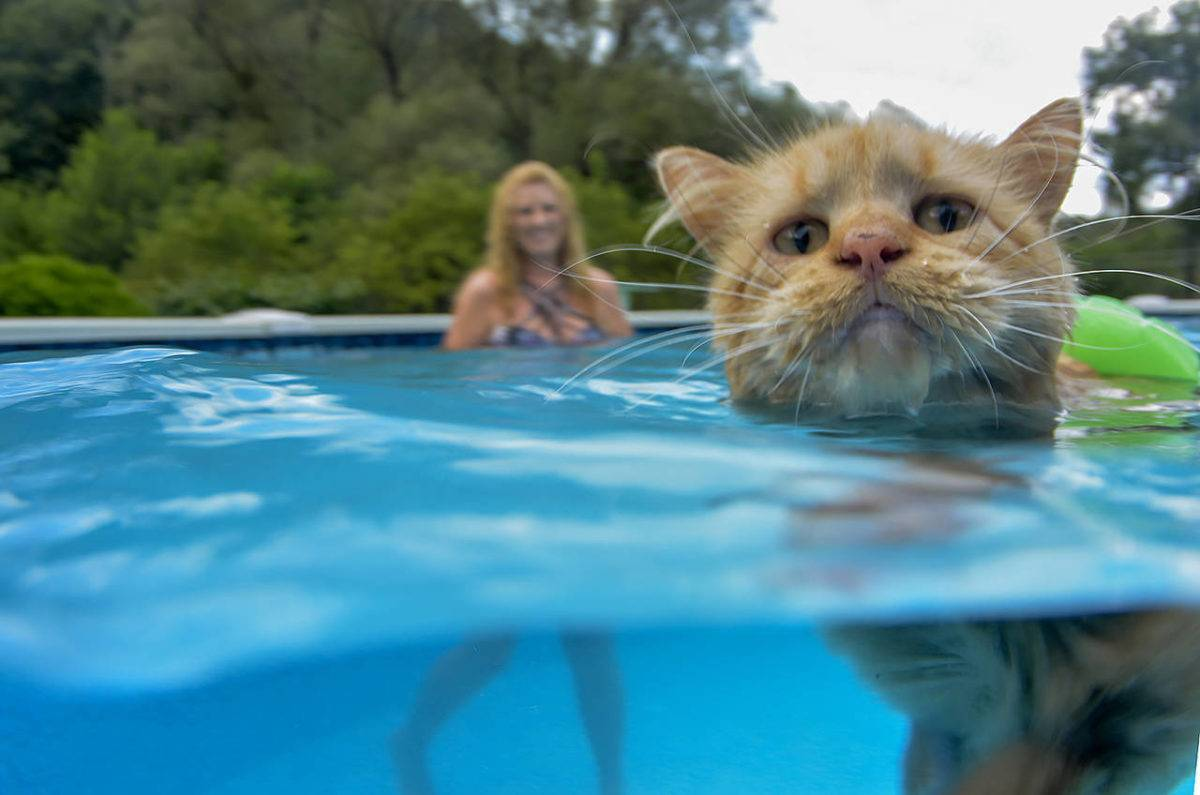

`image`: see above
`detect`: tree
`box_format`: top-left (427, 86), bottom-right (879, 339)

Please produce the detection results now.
top-left (122, 182), bottom-right (304, 315)
top-left (1083, 1), bottom-right (1200, 285)
top-left (0, 0), bottom-right (110, 179)
top-left (42, 111), bottom-right (221, 270)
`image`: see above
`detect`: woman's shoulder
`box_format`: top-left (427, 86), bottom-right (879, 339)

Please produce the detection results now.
top-left (456, 267), bottom-right (503, 304)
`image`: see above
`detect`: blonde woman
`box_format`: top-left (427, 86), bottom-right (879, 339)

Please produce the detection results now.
top-left (398, 162), bottom-right (627, 795)
top-left (442, 161), bottom-right (632, 349)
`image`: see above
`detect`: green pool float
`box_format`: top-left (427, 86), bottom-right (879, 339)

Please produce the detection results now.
top-left (1062, 295), bottom-right (1200, 383)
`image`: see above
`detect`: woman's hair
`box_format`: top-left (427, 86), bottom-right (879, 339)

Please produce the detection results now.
top-left (483, 161), bottom-right (592, 312)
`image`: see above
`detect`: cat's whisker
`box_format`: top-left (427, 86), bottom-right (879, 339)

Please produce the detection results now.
top-left (967, 268), bottom-right (1200, 299)
top-left (1067, 149), bottom-right (1132, 246)
top-left (998, 321), bottom-right (1144, 353)
top-left (997, 300), bottom-right (1200, 356)
top-left (963, 147), bottom-right (1017, 251)
top-left (949, 328), bottom-right (999, 428)
top-left (733, 75), bottom-right (782, 150)
top-left (620, 333), bottom-right (784, 414)
top-left (1065, 209), bottom-right (1183, 255)
top-left (554, 324), bottom-right (715, 395)
top-left (681, 323), bottom-right (773, 367)
top-left (949, 311), bottom-right (1050, 376)
top-left (953, 305), bottom-right (1000, 350)
top-left (1001, 299), bottom-right (1082, 310)
top-left (987, 340), bottom-right (1051, 375)
top-left (987, 212), bottom-right (1200, 269)
top-left (554, 320), bottom-right (767, 396)
top-left (966, 134), bottom-right (1063, 271)
top-left (769, 347), bottom-right (810, 396)
top-left (570, 272), bottom-right (773, 303)
top-left (735, 235), bottom-right (786, 283)
top-left (794, 363), bottom-right (813, 426)
top-left (662, 0), bottom-right (772, 153)
top-left (577, 244), bottom-right (775, 296)
top-left (967, 286), bottom-right (1068, 300)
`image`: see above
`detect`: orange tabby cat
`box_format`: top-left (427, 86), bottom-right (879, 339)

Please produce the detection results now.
top-left (652, 101), bottom-right (1200, 793)
top-left (653, 98), bottom-right (1084, 434)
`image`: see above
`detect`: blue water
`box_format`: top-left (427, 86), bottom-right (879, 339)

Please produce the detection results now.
top-left (1, 322), bottom-right (1199, 794)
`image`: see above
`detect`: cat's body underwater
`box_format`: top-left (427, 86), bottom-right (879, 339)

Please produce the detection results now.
top-left (651, 100), bottom-right (1200, 794)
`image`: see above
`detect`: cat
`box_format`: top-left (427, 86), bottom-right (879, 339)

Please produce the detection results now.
top-left (651, 98), bottom-right (1086, 436)
top-left (651, 101), bottom-right (1200, 794)
top-left (826, 609), bottom-right (1200, 795)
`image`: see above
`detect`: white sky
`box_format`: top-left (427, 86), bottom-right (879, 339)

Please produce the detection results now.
top-left (750, 0), bottom-right (1166, 215)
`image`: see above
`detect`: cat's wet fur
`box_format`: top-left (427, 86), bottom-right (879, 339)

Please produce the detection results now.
top-left (653, 98), bottom-right (1087, 437)
top-left (828, 610), bottom-right (1200, 795)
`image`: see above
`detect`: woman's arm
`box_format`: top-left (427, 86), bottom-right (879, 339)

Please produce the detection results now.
top-left (442, 270), bottom-right (500, 350)
top-left (586, 268), bottom-right (634, 339)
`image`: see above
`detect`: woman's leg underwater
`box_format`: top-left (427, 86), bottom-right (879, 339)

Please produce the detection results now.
top-left (561, 630), bottom-right (625, 795)
top-left (394, 634), bottom-right (517, 795)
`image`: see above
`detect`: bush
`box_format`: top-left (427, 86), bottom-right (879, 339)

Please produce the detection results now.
top-left (0, 182), bottom-right (49, 261)
top-left (42, 110), bottom-right (221, 270)
top-left (320, 170), bottom-right (490, 313)
top-left (0, 254), bottom-right (148, 316)
top-left (123, 183), bottom-right (304, 315)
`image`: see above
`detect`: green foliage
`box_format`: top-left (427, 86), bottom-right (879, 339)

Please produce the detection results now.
top-left (43, 111), bottom-right (222, 270)
top-left (123, 183), bottom-right (303, 315)
top-left (230, 154), bottom-right (340, 233)
top-left (0, 254), bottom-right (148, 316)
top-left (0, 183), bottom-right (49, 261)
top-left (320, 171), bottom-right (491, 313)
top-left (0, 0), bottom-right (112, 179)
top-left (0, 0), bottom-right (822, 315)
top-left (1083, 1), bottom-right (1200, 286)
top-left (327, 86), bottom-right (511, 189)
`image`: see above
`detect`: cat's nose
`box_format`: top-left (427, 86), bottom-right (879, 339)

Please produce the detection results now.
top-left (838, 231), bottom-right (906, 279)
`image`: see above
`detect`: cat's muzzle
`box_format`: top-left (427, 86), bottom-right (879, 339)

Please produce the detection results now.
top-left (833, 302), bottom-right (933, 417)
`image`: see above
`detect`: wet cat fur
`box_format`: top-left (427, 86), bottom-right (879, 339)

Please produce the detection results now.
top-left (827, 610), bottom-right (1200, 795)
top-left (653, 98), bottom-right (1085, 434)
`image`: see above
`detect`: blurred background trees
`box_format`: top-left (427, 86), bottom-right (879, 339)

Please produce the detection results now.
top-left (0, 0), bottom-right (1195, 315)
top-left (1078, 0), bottom-right (1200, 297)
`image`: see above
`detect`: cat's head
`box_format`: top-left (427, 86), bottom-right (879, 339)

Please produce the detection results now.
top-left (654, 99), bottom-right (1082, 433)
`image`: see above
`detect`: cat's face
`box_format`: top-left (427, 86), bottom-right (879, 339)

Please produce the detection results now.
top-left (655, 99), bottom-right (1082, 432)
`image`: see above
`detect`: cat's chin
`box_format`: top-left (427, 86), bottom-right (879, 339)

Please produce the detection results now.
top-left (832, 305), bottom-right (933, 417)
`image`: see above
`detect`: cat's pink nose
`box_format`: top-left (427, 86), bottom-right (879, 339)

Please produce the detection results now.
top-left (839, 231), bottom-right (905, 280)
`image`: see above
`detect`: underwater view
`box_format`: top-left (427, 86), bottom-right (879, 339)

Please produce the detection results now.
top-left (1, 320), bottom-right (1198, 794)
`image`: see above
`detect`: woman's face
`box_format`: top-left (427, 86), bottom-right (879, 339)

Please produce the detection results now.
top-left (510, 181), bottom-right (566, 263)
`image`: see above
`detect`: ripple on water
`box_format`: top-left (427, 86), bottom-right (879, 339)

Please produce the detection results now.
top-left (0, 330), bottom-right (1197, 687)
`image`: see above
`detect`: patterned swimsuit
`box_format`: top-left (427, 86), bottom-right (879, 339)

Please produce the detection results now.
top-left (488, 284), bottom-right (606, 347)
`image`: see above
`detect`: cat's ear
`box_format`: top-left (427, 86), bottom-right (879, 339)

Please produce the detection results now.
top-left (654, 147), bottom-right (747, 245)
top-left (998, 98), bottom-right (1083, 223)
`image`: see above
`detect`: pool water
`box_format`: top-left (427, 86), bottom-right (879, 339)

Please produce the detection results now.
top-left (1, 320), bottom-right (1199, 794)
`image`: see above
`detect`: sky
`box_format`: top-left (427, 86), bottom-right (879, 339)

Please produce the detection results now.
top-left (749, 0), bottom-right (1167, 215)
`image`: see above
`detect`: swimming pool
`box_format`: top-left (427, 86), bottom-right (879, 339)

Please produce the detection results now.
top-left (1, 320), bottom-right (1198, 793)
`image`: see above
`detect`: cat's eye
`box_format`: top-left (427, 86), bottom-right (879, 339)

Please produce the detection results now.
top-left (914, 197), bottom-right (975, 234)
top-left (772, 220), bottom-right (829, 255)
